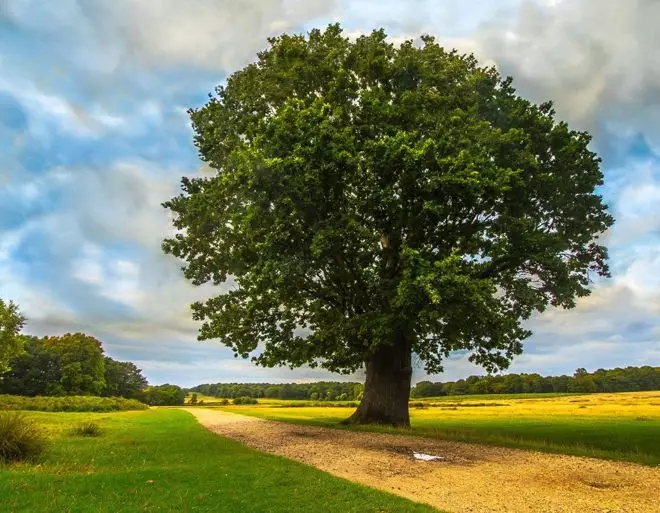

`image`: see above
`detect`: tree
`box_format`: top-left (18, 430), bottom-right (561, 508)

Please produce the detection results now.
top-left (41, 333), bottom-right (106, 396)
top-left (0, 336), bottom-right (63, 396)
top-left (103, 357), bottom-right (149, 399)
top-left (0, 299), bottom-right (25, 374)
top-left (138, 384), bottom-right (186, 406)
top-left (163, 25), bottom-right (613, 426)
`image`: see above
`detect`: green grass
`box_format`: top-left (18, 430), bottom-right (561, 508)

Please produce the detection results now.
top-left (0, 394), bottom-right (147, 412)
top-left (0, 409), bottom-right (438, 513)
top-left (215, 391), bottom-right (660, 467)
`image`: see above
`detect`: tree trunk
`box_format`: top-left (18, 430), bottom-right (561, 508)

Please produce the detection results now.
top-left (344, 336), bottom-right (412, 427)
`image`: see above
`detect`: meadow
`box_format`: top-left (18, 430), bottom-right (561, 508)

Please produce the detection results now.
top-left (209, 391), bottom-right (660, 466)
top-left (0, 409), bottom-right (437, 513)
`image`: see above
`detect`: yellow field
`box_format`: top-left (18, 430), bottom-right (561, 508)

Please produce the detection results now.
top-left (411, 391), bottom-right (660, 419)
top-left (209, 391), bottom-right (660, 465)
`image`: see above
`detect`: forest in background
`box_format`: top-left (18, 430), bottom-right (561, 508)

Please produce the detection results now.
top-left (0, 333), bottom-right (186, 406)
top-left (189, 366), bottom-right (660, 401)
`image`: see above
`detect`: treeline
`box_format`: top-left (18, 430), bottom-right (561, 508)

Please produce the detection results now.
top-left (189, 381), bottom-right (364, 401)
top-left (411, 366), bottom-right (660, 397)
top-left (0, 332), bottom-right (185, 406)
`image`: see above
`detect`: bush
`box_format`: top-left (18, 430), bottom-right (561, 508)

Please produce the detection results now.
top-left (0, 412), bottom-right (49, 463)
top-left (70, 421), bottom-right (102, 437)
top-left (0, 394), bottom-right (148, 412)
top-left (232, 396), bottom-right (258, 405)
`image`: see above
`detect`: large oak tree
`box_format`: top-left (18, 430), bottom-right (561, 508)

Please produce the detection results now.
top-left (163, 25), bottom-right (613, 426)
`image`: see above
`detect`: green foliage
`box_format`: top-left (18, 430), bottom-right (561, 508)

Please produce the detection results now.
top-left (164, 24), bottom-right (613, 379)
top-left (41, 333), bottom-right (106, 396)
top-left (137, 384), bottom-right (186, 406)
top-left (102, 357), bottom-right (148, 399)
top-left (0, 410), bottom-right (436, 512)
top-left (69, 421), bottom-right (101, 437)
top-left (0, 299), bottom-right (25, 374)
top-left (410, 366), bottom-right (660, 397)
top-left (189, 393), bottom-right (198, 404)
top-left (0, 335), bottom-right (150, 400)
top-left (0, 394), bottom-right (147, 412)
top-left (190, 381), bottom-right (363, 401)
top-left (0, 412), bottom-right (49, 463)
top-left (232, 396), bottom-right (258, 405)
top-left (0, 336), bottom-right (63, 396)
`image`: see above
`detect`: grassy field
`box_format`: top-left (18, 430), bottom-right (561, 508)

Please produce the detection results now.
top-left (212, 391), bottom-right (660, 466)
top-left (0, 409), bottom-right (437, 513)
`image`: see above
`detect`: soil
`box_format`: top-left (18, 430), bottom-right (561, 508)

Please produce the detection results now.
top-left (184, 408), bottom-right (660, 513)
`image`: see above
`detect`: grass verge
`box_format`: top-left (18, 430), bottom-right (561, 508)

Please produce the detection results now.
top-left (0, 409), bottom-right (438, 513)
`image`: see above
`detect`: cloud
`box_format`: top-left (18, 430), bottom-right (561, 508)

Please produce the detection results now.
top-left (3, 0), bottom-right (339, 72)
top-left (470, 0), bottom-right (660, 152)
top-left (107, 0), bottom-right (338, 70)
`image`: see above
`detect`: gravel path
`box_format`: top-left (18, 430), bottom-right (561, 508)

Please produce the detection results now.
top-left (184, 408), bottom-right (660, 513)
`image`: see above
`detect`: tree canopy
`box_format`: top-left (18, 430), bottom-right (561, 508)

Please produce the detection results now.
top-left (137, 384), bottom-right (186, 406)
top-left (0, 299), bottom-right (25, 374)
top-left (102, 357), bottom-right (149, 399)
top-left (0, 333), bottom-right (148, 399)
top-left (411, 366), bottom-right (660, 397)
top-left (163, 25), bottom-right (613, 425)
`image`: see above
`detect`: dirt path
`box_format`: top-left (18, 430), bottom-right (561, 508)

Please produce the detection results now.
top-left (184, 408), bottom-right (660, 513)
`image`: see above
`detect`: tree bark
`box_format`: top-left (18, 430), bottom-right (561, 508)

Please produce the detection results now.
top-left (343, 335), bottom-right (413, 427)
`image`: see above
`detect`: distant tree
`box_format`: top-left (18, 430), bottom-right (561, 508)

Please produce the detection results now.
top-left (0, 299), bottom-right (25, 374)
top-left (103, 357), bottom-right (149, 399)
top-left (0, 336), bottom-right (62, 396)
top-left (138, 384), bottom-right (186, 406)
top-left (164, 24), bottom-right (613, 426)
top-left (190, 393), bottom-right (198, 404)
top-left (41, 334), bottom-right (106, 396)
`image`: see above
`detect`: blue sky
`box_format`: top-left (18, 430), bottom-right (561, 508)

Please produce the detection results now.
top-left (1, 0), bottom-right (658, 386)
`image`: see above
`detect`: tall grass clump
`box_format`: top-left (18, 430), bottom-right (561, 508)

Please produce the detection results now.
top-left (70, 421), bottom-right (102, 437)
top-left (0, 412), bottom-right (49, 463)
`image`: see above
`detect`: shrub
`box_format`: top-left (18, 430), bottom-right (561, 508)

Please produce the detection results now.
top-left (232, 396), bottom-right (258, 405)
top-left (220, 399), bottom-right (229, 405)
top-left (0, 412), bottom-right (49, 463)
top-left (0, 394), bottom-right (148, 412)
top-left (70, 421), bottom-right (102, 437)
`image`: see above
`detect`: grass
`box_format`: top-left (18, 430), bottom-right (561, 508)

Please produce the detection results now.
top-left (69, 421), bottom-right (102, 437)
top-left (0, 409), bottom-right (438, 513)
top-left (0, 394), bottom-right (147, 412)
top-left (211, 391), bottom-right (660, 466)
top-left (0, 412), bottom-right (49, 464)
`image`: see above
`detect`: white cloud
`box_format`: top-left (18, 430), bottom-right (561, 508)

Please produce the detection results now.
top-left (108, 0), bottom-right (338, 70)
top-left (468, 0), bottom-right (660, 149)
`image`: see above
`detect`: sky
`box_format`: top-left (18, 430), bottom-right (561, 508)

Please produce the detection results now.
top-left (0, 0), bottom-right (659, 387)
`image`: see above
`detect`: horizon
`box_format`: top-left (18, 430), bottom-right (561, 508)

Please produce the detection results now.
top-left (1, 0), bottom-right (659, 388)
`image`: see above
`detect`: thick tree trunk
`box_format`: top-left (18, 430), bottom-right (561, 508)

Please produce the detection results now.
top-left (344, 336), bottom-right (413, 427)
